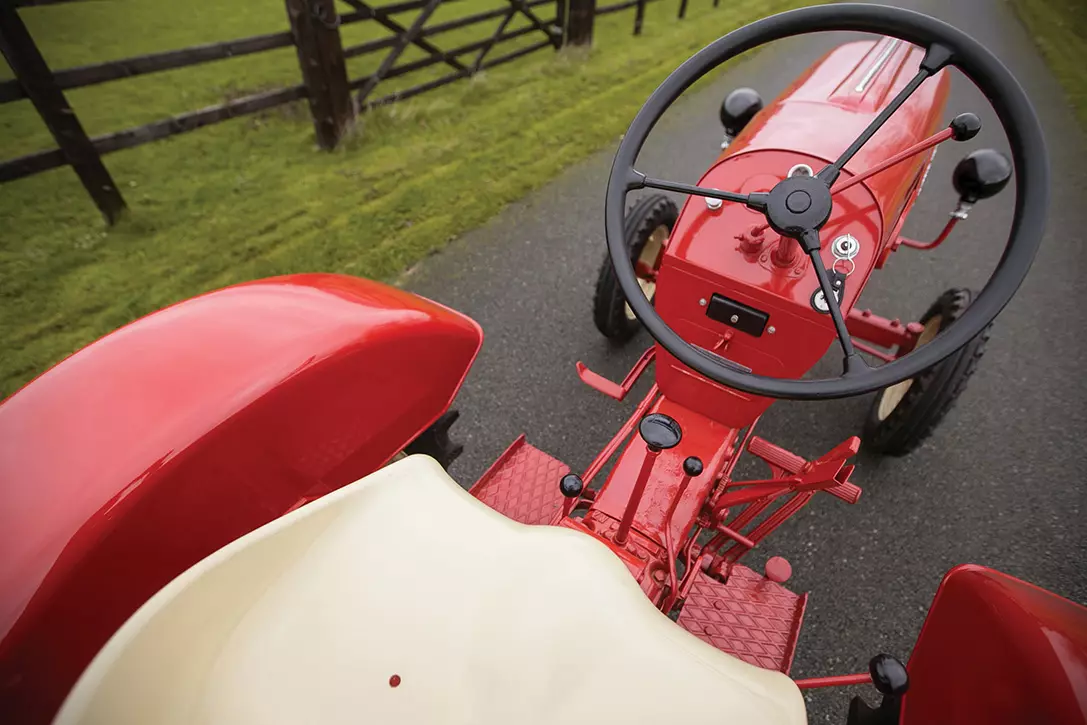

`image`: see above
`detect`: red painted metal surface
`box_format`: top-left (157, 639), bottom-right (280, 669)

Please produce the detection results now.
top-left (676, 565), bottom-right (807, 674)
top-left (831, 126), bottom-right (954, 195)
top-left (613, 447), bottom-right (662, 546)
top-left (899, 215), bottom-right (961, 250)
top-left (0, 273), bottom-right (482, 725)
top-left (559, 512), bottom-right (670, 602)
top-left (903, 565), bottom-right (1087, 725)
top-left (469, 436), bottom-right (570, 525)
top-left (590, 396), bottom-right (740, 553)
top-left (653, 38), bottom-right (949, 427)
top-left (764, 556), bottom-right (792, 584)
top-left (659, 464), bottom-right (697, 612)
top-left (575, 346), bottom-right (655, 401)
top-left (795, 673), bottom-right (872, 689)
top-left (848, 307), bottom-right (925, 353)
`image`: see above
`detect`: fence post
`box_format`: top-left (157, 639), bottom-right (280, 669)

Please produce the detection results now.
top-left (677, 0), bottom-right (689, 19)
top-left (285, 0), bottom-right (353, 150)
top-left (633, 0), bottom-right (646, 35)
top-left (0, 3), bottom-right (126, 224)
top-left (566, 0), bottom-right (596, 46)
top-left (555, 0), bottom-right (568, 46)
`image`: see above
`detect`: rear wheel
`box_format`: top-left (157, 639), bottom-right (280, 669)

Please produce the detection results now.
top-left (593, 194), bottom-right (677, 342)
top-left (863, 288), bottom-right (991, 456)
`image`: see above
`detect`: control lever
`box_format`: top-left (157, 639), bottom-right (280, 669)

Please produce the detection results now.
top-left (711, 436), bottom-right (862, 518)
top-left (615, 413), bottom-right (681, 546)
top-left (847, 654), bottom-right (909, 725)
top-left (559, 473), bottom-right (585, 517)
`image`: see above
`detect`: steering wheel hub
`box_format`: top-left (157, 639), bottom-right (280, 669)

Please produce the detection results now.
top-left (765, 175), bottom-right (832, 239)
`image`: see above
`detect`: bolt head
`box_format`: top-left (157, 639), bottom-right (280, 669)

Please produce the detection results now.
top-left (699, 298), bottom-right (707, 306)
top-left (706, 197), bottom-right (723, 211)
top-left (767, 326), bottom-right (776, 334)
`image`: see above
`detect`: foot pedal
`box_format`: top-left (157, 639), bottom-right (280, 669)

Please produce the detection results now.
top-left (676, 565), bottom-right (807, 674)
top-left (470, 435), bottom-right (570, 525)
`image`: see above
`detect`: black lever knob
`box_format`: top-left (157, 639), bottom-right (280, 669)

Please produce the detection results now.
top-left (870, 653), bottom-right (909, 698)
top-left (952, 148), bottom-right (1012, 203)
top-left (682, 456), bottom-right (703, 477)
top-left (948, 112), bottom-right (981, 141)
top-left (847, 654), bottom-right (909, 725)
top-left (638, 413), bottom-right (682, 452)
top-left (559, 473), bottom-right (584, 498)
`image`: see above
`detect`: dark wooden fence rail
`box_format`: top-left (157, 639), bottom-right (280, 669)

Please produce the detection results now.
top-left (1, 0), bottom-right (701, 221)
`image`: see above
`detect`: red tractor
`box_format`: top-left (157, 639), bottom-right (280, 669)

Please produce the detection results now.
top-left (1, 4), bottom-right (1082, 725)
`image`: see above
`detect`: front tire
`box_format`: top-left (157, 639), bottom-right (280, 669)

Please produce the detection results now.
top-left (593, 194), bottom-right (678, 342)
top-left (863, 288), bottom-right (991, 456)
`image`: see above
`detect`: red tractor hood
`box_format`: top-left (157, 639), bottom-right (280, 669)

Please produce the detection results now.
top-left (727, 36), bottom-right (951, 182)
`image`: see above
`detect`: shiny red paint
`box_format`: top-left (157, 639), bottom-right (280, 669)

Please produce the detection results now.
top-left (847, 307), bottom-right (925, 353)
top-left (903, 565), bottom-right (1087, 725)
top-left (590, 395), bottom-right (740, 554)
top-left (575, 346), bottom-right (656, 401)
top-left (654, 38), bottom-right (950, 427)
top-left (794, 673), bottom-right (872, 689)
top-left (899, 215), bottom-right (961, 250)
top-left (831, 125), bottom-right (954, 194)
top-left (0, 274), bottom-right (482, 725)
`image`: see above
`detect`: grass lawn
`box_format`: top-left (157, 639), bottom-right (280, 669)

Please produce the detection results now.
top-left (1011, 0), bottom-right (1087, 128)
top-left (0, 0), bottom-right (806, 399)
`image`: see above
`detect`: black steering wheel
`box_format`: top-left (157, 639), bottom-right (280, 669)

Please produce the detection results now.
top-left (606, 3), bottom-right (1048, 400)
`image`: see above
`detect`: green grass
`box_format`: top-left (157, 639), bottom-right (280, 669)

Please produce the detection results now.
top-left (0, 0), bottom-right (805, 398)
top-left (1012, 0), bottom-right (1087, 128)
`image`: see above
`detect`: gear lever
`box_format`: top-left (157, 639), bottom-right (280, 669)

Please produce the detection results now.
top-left (614, 413), bottom-right (682, 546)
top-left (847, 654), bottom-right (909, 725)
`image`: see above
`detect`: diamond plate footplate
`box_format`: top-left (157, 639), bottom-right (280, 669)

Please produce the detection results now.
top-left (470, 435), bottom-right (570, 525)
top-left (676, 564), bottom-right (807, 674)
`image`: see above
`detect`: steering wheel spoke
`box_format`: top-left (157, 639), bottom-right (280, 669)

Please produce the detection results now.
top-left (816, 41), bottom-right (957, 187)
top-left (802, 234), bottom-right (857, 370)
top-left (638, 175), bottom-right (749, 205)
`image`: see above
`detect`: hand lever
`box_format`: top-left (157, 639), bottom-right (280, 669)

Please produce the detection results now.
top-left (559, 473), bottom-right (584, 517)
top-left (615, 413), bottom-right (681, 546)
top-left (846, 654), bottom-right (909, 725)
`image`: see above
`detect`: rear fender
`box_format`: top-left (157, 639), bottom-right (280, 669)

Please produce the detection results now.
top-left (0, 273), bottom-right (482, 724)
top-left (903, 564), bottom-right (1087, 725)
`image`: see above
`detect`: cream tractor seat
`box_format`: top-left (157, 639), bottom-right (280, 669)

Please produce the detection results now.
top-left (56, 455), bottom-right (806, 725)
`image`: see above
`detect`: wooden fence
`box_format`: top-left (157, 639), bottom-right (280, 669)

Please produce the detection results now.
top-left (0, 0), bottom-right (679, 222)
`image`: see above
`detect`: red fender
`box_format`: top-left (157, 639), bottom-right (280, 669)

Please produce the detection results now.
top-left (904, 564), bottom-right (1087, 725)
top-left (0, 273), bottom-right (482, 724)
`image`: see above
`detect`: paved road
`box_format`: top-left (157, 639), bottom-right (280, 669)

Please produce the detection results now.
top-left (408, 0), bottom-right (1087, 719)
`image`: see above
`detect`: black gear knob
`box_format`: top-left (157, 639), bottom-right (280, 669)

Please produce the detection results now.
top-left (847, 654), bottom-right (909, 725)
top-left (682, 456), bottom-right (703, 477)
top-left (869, 654), bottom-right (909, 697)
top-left (638, 413), bottom-right (682, 452)
top-left (559, 473), bottom-right (584, 499)
top-left (948, 112), bottom-right (981, 141)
